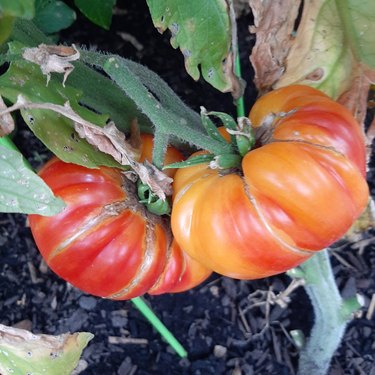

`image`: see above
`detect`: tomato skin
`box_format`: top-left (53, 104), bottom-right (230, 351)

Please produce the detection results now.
top-left (171, 85), bottom-right (369, 279)
top-left (29, 136), bottom-right (211, 299)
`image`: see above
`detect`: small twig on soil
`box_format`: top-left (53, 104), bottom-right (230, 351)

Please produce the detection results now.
top-left (108, 336), bottom-right (148, 345)
top-left (366, 293), bottom-right (375, 320)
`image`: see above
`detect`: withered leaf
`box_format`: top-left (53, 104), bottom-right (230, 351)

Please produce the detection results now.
top-left (337, 66), bottom-right (375, 130)
top-left (249, 0), bottom-right (301, 94)
top-left (22, 44), bottom-right (80, 87)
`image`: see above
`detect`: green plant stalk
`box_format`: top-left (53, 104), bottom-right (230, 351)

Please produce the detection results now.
top-left (132, 297), bottom-right (187, 358)
top-left (295, 250), bottom-right (361, 375)
top-left (0, 135), bottom-right (188, 359)
top-left (234, 51), bottom-right (245, 118)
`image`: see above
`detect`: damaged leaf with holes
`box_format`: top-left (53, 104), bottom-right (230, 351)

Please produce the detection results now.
top-left (0, 42), bottom-right (122, 169)
top-left (146, 0), bottom-right (241, 96)
top-left (0, 323), bottom-right (93, 375)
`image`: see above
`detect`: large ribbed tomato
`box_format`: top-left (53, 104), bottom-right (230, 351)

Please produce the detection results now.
top-left (171, 85), bottom-right (369, 279)
top-left (29, 134), bottom-right (211, 299)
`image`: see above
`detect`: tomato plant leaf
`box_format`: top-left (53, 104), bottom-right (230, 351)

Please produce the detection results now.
top-left (273, 0), bottom-right (375, 99)
top-left (0, 42), bottom-right (122, 169)
top-left (146, 0), bottom-right (242, 97)
top-left (0, 0), bottom-right (35, 19)
top-left (163, 153), bottom-right (214, 169)
top-left (34, 0), bottom-right (76, 34)
top-left (336, 0), bottom-right (375, 69)
top-left (0, 323), bottom-right (93, 375)
top-left (0, 144), bottom-right (65, 215)
top-left (0, 16), bottom-right (15, 45)
top-left (74, 0), bottom-right (116, 30)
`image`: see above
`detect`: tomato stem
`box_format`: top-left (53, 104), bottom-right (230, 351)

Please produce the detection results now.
top-left (289, 250), bottom-right (361, 374)
top-left (234, 49), bottom-right (245, 119)
top-left (131, 297), bottom-right (187, 358)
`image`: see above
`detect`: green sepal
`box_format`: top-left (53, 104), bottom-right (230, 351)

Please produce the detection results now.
top-left (236, 117), bottom-right (255, 157)
top-left (212, 153), bottom-right (241, 169)
top-left (146, 198), bottom-right (170, 216)
top-left (200, 107), bottom-right (229, 143)
top-left (163, 153), bottom-right (215, 169)
top-left (137, 181), bottom-right (170, 215)
top-left (206, 110), bottom-right (237, 131)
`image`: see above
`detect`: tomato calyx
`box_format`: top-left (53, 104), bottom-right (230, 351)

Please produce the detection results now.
top-left (137, 180), bottom-right (171, 215)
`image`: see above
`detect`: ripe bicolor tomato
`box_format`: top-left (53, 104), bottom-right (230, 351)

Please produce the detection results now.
top-left (29, 135), bottom-right (211, 299)
top-left (171, 85), bottom-right (369, 279)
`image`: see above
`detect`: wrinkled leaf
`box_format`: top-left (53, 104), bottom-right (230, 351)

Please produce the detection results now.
top-left (0, 42), bottom-right (122, 169)
top-left (0, 323), bottom-right (93, 375)
top-left (274, 0), bottom-right (375, 99)
top-left (0, 144), bottom-right (65, 215)
top-left (74, 0), bottom-right (116, 30)
top-left (337, 65), bottom-right (375, 126)
top-left (0, 0), bottom-right (35, 19)
top-left (34, 0), bottom-right (76, 34)
top-left (249, 0), bottom-right (301, 94)
top-left (146, 0), bottom-right (241, 96)
top-left (22, 43), bottom-right (80, 86)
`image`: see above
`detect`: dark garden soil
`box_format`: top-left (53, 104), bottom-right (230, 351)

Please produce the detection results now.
top-left (1, 2), bottom-right (375, 374)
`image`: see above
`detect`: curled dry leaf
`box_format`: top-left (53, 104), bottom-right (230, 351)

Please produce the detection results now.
top-left (75, 120), bottom-right (173, 198)
top-left (22, 44), bottom-right (80, 87)
top-left (0, 95), bottom-right (15, 136)
top-left (249, 0), bottom-right (301, 94)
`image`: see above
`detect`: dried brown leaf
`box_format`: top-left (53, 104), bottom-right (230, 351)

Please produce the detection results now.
top-left (0, 95), bottom-right (15, 136)
top-left (22, 44), bottom-right (80, 86)
top-left (74, 121), bottom-right (128, 165)
top-left (337, 67), bottom-right (375, 128)
top-left (249, 0), bottom-right (301, 94)
top-left (336, 67), bottom-right (375, 165)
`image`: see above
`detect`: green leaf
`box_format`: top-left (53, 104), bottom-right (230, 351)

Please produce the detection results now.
top-left (0, 0), bottom-right (35, 19)
top-left (163, 153), bottom-right (214, 169)
top-left (0, 323), bottom-right (93, 375)
top-left (336, 0), bottom-right (375, 68)
top-left (0, 15), bottom-right (14, 45)
top-left (0, 144), bottom-right (65, 215)
top-left (74, 0), bottom-right (116, 30)
top-left (0, 42), bottom-right (122, 169)
top-left (275, 0), bottom-right (375, 98)
top-left (146, 0), bottom-right (235, 93)
top-left (34, 0), bottom-right (76, 34)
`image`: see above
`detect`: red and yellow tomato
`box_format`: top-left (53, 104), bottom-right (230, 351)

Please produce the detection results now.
top-left (171, 85), bottom-right (369, 279)
top-left (29, 135), bottom-right (211, 299)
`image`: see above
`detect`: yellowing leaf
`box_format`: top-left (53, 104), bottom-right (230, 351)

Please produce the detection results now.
top-left (274, 0), bottom-right (375, 99)
top-left (0, 324), bottom-right (93, 375)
